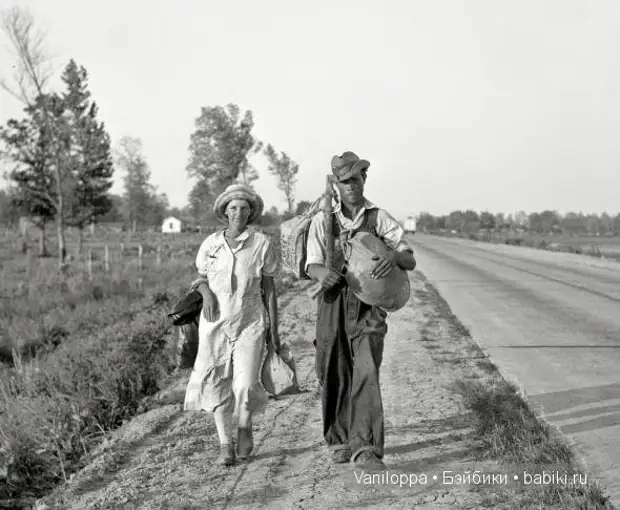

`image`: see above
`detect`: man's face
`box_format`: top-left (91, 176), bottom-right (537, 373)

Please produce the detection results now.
top-left (336, 173), bottom-right (365, 207)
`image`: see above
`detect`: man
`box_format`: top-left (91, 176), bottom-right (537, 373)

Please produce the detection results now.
top-left (305, 151), bottom-right (417, 469)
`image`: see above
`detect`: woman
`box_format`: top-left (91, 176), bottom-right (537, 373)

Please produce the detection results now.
top-left (184, 183), bottom-right (281, 466)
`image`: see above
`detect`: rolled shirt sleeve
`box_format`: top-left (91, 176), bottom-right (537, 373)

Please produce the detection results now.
top-left (304, 211), bottom-right (327, 270)
top-left (195, 237), bottom-right (214, 277)
top-left (376, 209), bottom-right (414, 253)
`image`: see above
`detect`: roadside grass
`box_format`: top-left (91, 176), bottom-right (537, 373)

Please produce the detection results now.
top-left (413, 272), bottom-right (615, 510)
top-left (0, 225), bottom-right (285, 507)
top-left (452, 378), bottom-right (612, 509)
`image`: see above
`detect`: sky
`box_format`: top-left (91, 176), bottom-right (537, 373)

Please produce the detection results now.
top-left (1, 0), bottom-right (619, 220)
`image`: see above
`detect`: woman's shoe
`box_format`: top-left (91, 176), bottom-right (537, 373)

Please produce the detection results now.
top-left (215, 442), bottom-right (235, 466)
top-left (237, 427), bottom-right (254, 459)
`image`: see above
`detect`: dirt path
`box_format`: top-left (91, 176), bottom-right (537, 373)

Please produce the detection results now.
top-left (39, 273), bottom-right (560, 509)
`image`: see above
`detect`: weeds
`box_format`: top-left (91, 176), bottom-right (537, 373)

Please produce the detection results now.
top-left (0, 225), bottom-right (286, 505)
top-left (452, 378), bottom-right (614, 509)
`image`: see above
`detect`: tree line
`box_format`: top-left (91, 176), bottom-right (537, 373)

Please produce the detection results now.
top-left (0, 6), bottom-right (302, 263)
top-left (417, 209), bottom-right (620, 236)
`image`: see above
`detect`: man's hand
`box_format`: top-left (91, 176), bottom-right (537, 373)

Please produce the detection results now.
top-left (197, 283), bottom-right (218, 322)
top-left (313, 266), bottom-right (343, 290)
top-left (370, 251), bottom-right (398, 279)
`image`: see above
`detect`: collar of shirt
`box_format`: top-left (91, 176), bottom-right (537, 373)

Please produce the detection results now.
top-left (332, 195), bottom-right (378, 229)
top-left (216, 228), bottom-right (253, 253)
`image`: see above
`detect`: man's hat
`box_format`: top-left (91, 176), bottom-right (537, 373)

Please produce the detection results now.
top-left (331, 151), bottom-right (370, 182)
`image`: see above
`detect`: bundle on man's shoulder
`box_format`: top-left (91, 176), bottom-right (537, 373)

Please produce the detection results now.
top-left (279, 195), bottom-right (326, 280)
top-left (279, 192), bottom-right (410, 312)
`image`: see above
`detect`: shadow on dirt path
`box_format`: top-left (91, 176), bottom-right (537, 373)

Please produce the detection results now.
top-left (39, 274), bottom-right (590, 509)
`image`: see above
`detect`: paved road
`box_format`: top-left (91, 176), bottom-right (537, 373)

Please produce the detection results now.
top-left (410, 233), bottom-right (620, 503)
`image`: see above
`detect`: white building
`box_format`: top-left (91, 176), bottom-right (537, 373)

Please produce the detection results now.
top-left (162, 216), bottom-right (182, 233)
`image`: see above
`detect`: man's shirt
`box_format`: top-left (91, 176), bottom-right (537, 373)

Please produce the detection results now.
top-left (305, 197), bottom-right (414, 271)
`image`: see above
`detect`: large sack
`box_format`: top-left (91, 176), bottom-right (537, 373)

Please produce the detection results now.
top-left (279, 194), bottom-right (327, 279)
top-left (343, 231), bottom-right (410, 312)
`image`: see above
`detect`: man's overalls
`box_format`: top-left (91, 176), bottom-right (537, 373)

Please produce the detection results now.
top-left (314, 208), bottom-right (388, 461)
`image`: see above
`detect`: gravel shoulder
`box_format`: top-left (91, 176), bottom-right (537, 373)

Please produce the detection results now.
top-left (38, 272), bottom-right (587, 510)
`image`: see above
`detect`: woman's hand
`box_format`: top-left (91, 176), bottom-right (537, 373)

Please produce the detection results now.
top-left (197, 283), bottom-right (218, 322)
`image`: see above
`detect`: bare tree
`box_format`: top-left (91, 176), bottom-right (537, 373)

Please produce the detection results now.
top-left (1, 6), bottom-right (69, 265)
top-left (1, 6), bottom-right (55, 102)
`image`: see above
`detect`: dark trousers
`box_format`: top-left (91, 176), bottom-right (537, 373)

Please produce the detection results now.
top-left (314, 281), bottom-right (388, 460)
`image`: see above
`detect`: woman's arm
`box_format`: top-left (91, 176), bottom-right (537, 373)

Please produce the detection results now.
top-left (192, 235), bottom-right (219, 321)
top-left (261, 275), bottom-right (280, 353)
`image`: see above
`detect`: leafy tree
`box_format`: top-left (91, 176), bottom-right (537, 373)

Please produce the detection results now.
top-left (186, 103), bottom-right (263, 216)
top-left (599, 213), bottom-right (613, 235)
top-left (494, 212), bottom-right (505, 230)
top-left (539, 210), bottom-right (561, 234)
top-left (116, 136), bottom-right (156, 231)
top-left (461, 210), bottom-right (480, 232)
top-left (263, 144), bottom-right (299, 214)
top-left (445, 210), bottom-right (463, 232)
top-left (96, 193), bottom-right (124, 223)
top-left (416, 212), bottom-right (436, 231)
top-left (187, 178), bottom-right (216, 224)
top-left (61, 60), bottom-right (114, 255)
top-left (144, 192), bottom-right (169, 227)
top-left (0, 95), bottom-right (63, 256)
top-left (613, 214), bottom-right (620, 235)
top-left (479, 211), bottom-right (496, 230)
top-left (1, 6), bottom-right (71, 263)
top-left (295, 200), bottom-right (312, 215)
top-left (0, 187), bottom-right (21, 227)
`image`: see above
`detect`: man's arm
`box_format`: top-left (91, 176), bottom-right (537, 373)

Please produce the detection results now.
top-left (394, 249), bottom-right (416, 271)
top-left (370, 209), bottom-right (417, 276)
top-left (305, 212), bottom-right (342, 288)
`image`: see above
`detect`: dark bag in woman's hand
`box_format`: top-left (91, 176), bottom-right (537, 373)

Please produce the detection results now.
top-left (168, 289), bottom-right (203, 326)
top-left (176, 318), bottom-right (199, 369)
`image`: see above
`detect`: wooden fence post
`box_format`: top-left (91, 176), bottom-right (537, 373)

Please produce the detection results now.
top-left (104, 245), bottom-right (110, 272)
top-left (25, 247), bottom-right (32, 279)
top-left (87, 248), bottom-right (93, 280)
top-left (156, 244), bottom-right (162, 265)
top-left (138, 244), bottom-right (143, 270)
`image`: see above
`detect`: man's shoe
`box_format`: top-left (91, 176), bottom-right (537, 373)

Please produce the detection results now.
top-left (354, 451), bottom-right (385, 470)
top-left (331, 447), bottom-right (352, 464)
top-left (237, 427), bottom-right (254, 459)
top-left (216, 443), bottom-right (235, 466)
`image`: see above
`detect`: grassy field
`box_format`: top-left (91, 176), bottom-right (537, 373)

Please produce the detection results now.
top-left (0, 224), bottom-right (286, 505)
top-left (434, 230), bottom-right (620, 261)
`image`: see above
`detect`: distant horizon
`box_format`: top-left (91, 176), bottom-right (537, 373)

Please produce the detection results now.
top-left (2, 0), bottom-right (619, 220)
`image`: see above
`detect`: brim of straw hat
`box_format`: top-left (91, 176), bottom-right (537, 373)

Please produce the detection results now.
top-left (213, 185), bottom-right (264, 224)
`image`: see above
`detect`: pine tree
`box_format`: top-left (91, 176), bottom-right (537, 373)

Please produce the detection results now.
top-left (61, 60), bottom-right (114, 256)
top-left (0, 95), bottom-right (61, 256)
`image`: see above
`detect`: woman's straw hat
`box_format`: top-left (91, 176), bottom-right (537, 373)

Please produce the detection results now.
top-left (213, 183), bottom-right (264, 224)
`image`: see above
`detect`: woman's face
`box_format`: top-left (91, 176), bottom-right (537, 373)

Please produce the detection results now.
top-left (225, 199), bottom-right (252, 229)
